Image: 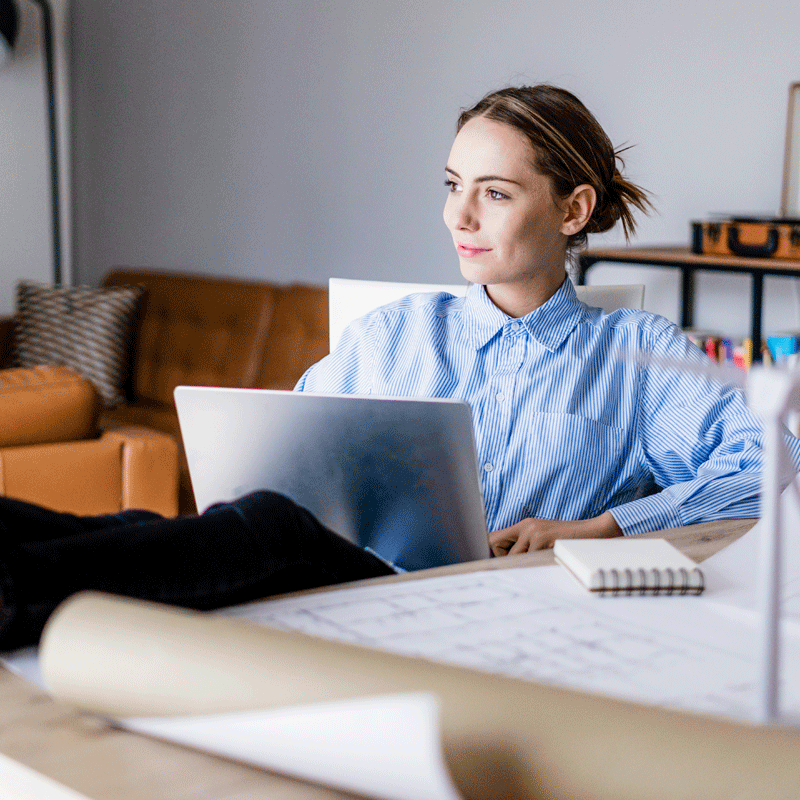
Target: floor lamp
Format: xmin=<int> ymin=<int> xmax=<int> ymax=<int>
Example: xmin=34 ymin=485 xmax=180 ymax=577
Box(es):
xmin=0 ymin=0 xmax=62 ymax=286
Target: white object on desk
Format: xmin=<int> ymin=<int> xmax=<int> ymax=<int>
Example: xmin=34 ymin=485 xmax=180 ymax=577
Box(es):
xmin=746 ymin=365 xmax=800 ymax=723
xmin=0 ymin=752 xmax=92 ymax=800
xmin=554 ymin=538 xmax=704 ymax=595
xmin=124 ymin=692 xmax=461 ymax=800
xmin=703 ymin=476 xmax=800 ymax=623
xmin=625 ymin=354 xmax=800 ymax=724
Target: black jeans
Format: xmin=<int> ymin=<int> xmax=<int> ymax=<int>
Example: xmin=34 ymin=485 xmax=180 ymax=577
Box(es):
xmin=0 ymin=491 xmax=395 ymax=650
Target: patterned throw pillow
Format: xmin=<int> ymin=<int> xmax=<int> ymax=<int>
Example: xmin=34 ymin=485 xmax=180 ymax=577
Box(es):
xmin=12 ymin=281 xmax=143 ymax=406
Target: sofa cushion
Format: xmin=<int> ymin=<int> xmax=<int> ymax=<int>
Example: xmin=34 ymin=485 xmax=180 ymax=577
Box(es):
xmin=12 ymin=281 xmax=143 ymax=406
xmin=0 ymin=365 xmax=101 ymax=447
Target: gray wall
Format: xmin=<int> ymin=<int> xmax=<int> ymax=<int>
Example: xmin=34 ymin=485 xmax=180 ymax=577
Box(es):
xmin=6 ymin=1 xmax=800 ymax=338
xmin=0 ymin=0 xmax=71 ymax=314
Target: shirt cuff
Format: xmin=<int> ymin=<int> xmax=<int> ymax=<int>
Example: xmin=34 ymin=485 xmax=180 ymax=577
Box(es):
xmin=609 ymin=492 xmax=683 ymax=536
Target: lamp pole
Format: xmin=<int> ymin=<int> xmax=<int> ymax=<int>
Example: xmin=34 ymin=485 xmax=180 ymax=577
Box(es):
xmin=30 ymin=0 xmax=61 ymax=285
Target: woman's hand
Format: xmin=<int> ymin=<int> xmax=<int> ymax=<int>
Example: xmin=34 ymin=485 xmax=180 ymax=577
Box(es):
xmin=489 ymin=512 xmax=622 ymax=556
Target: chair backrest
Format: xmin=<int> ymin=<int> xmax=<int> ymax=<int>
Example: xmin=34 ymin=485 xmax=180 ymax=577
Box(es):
xmin=328 ymin=277 xmax=645 ymax=350
xmin=329 ymin=278 xmax=468 ymax=350
xmin=575 ymin=283 xmax=645 ymax=314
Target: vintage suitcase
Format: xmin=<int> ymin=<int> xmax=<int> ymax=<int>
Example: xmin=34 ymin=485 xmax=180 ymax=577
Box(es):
xmin=691 ymin=217 xmax=800 ymax=260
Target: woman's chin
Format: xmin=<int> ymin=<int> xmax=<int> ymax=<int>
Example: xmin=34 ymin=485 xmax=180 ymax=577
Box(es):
xmin=458 ymin=260 xmax=492 ymax=286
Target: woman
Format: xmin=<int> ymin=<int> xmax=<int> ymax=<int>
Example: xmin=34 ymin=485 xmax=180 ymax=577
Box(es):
xmin=298 ymin=84 xmax=794 ymax=552
xmin=0 ymin=84 xmax=795 ymax=648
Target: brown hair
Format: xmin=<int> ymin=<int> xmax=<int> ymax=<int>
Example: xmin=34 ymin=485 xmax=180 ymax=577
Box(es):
xmin=457 ymin=85 xmax=652 ymax=250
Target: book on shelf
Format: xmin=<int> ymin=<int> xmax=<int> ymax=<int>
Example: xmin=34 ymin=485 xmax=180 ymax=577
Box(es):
xmin=766 ymin=333 xmax=800 ymax=363
xmin=682 ymin=328 xmax=800 ymax=370
xmin=683 ymin=330 xmax=753 ymax=369
xmin=684 ymin=328 xmax=800 ymax=370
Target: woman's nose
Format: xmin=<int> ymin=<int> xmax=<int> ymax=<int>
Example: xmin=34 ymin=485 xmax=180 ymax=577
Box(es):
xmin=446 ymin=196 xmax=479 ymax=232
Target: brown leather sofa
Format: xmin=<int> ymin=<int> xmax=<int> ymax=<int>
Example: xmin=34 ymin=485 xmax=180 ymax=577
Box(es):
xmin=1 ymin=269 xmax=329 ymax=516
xmin=99 ymin=269 xmax=330 ymax=513
xmin=0 ymin=364 xmax=179 ymax=516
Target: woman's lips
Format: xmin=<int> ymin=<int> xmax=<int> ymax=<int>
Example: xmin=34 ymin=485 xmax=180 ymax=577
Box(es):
xmin=457 ymin=244 xmax=491 ymax=257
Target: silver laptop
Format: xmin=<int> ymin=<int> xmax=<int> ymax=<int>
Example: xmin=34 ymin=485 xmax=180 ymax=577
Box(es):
xmin=174 ymin=386 xmax=490 ymax=571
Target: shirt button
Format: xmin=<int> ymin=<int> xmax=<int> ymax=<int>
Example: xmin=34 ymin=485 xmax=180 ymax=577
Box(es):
xmin=483 ymin=462 xmax=494 ymax=472
xmin=509 ymin=322 xmax=520 ymax=333
xmin=495 ymin=392 xmax=505 ymax=403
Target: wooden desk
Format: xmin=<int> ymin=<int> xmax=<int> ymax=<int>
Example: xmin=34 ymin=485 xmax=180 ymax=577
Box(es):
xmin=0 ymin=519 xmax=758 ymax=800
xmin=576 ymin=245 xmax=800 ymax=360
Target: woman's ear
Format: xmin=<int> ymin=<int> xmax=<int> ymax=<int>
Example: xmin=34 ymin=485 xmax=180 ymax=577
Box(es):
xmin=560 ymin=184 xmax=596 ymax=236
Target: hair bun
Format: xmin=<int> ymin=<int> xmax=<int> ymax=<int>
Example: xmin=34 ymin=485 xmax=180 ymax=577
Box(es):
xmin=589 ymin=157 xmax=652 ymax=238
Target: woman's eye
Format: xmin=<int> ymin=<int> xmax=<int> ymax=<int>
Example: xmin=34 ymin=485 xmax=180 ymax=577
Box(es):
xmin=488 ymin=189 xmax=509 ymax=201
xmin=444 ymin=179 xmax=461 ymax=193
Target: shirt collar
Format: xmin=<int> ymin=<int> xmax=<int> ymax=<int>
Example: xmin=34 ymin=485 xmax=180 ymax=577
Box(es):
xmin=462 ymin=278 xmax=585 ymax=352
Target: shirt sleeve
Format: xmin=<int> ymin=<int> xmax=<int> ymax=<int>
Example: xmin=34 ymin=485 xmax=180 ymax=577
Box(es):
xmin=610 ymin=325 xmax=800 ymax=535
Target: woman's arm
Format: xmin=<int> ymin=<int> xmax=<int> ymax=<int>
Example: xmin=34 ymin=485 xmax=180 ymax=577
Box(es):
xmin=491 ymin=325 xmax=800 ymax=554
xmin=612 ymin=327 xmax=799 ymax=536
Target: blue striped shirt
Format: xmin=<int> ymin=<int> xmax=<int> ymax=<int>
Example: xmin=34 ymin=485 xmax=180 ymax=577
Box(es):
xmin=296 ymin=279 xmax=800 ymax=536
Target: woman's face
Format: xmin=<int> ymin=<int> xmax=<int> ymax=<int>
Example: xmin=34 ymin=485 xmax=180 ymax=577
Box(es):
xmin=442 ymin=115 xmax=573 ymax=315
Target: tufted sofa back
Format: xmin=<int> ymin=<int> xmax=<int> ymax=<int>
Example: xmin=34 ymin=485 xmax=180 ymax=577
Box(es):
xmin=102 ymin=269 xmax=328 ymax=405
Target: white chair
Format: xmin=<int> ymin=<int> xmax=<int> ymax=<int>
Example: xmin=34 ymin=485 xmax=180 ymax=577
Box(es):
xmin=576 ymin=283 xmax=645 ymax=314
xmin=328 ymin=277 xmax=645 ymax=350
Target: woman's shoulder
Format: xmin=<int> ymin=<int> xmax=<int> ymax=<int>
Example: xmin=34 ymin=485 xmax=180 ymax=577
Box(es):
xmin=580 ymin=305 xmax=696 ymax=356
xmin=581 ymin=304 xmax=678 ymax=336
xmin=297 ymin=290 xmax=465 ymax=393
xmin=375 ymin=289 xmax=466 ymax=314
xmin=355 ymin=289 xmax=466 ymax=331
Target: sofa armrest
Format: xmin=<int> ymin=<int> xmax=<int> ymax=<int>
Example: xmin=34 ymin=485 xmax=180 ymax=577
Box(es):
xmin=0 ymin=365 xmax=100 ymax=447
xmin=103 ymin=426 xmax=179 ymax=517
xmin=0 ymin=428 xmax=179 ymax=518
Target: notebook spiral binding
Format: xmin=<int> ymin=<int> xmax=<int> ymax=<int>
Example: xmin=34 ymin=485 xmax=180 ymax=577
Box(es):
xmin=596 ymin=567 xmax=705 ymax=596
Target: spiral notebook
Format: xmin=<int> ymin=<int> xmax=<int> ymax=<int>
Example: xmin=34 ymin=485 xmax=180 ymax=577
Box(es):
xmin=554 ymin=538 xmax=705 ymax=596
